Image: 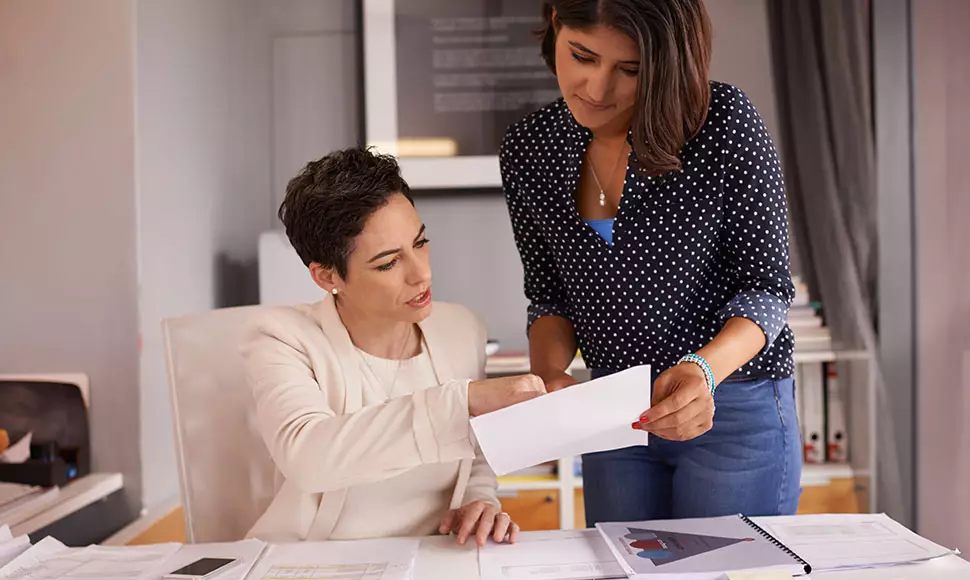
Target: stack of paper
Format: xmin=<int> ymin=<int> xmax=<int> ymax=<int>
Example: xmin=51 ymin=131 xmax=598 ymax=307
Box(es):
xmin=0 ymin=536 xmax=266 ymax=580
xmin=0 ymin=483 xmax=60 ymax=528
xmin=751 ymin=513 xmax=956 ymax=573
xmin=472 ymin=365 xmax=651 ymax=476
xmin=0 ymin=526 xmax=30 ymax=569
xmin=0 ymin=532 xmax=417 ymax=580
xmin=0 ymin=537 xmax=181 ymax=580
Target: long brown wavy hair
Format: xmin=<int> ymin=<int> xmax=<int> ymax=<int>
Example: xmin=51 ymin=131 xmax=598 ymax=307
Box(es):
xmin=538 ymin=0 xmax=713 ymax=176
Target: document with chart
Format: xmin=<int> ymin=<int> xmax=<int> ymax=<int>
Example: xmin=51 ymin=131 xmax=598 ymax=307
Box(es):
xmin=596 ymin=515 xmax=811 ymax=579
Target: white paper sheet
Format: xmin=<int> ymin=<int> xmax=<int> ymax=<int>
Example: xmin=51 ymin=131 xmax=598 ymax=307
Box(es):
xmin=0 ymin=527 xmax=10 ymax=542
xmin=149 ymin=539 xmax=266 ymax=580
xmin=244 ymin=537 xmax=420 ymax=580
xmin=751 ymin=513 xmax=956 ymax=572
xmin=0 ymin=536 xmax=68 ymax=578
xmin=0 ymin=540 xmax=180 ymax=580
xmin=479 ymin=529 xmax=625 ymax=580
xmin=0 ymin=536 xmax=31 ymax=569
xmin=471 ymin=365 xmax=651 ymax=476
xmin=0 ymin=434 xmax=32 ymax=465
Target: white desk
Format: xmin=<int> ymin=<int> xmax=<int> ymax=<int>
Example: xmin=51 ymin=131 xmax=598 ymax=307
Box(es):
xmin=10 ymin=473 xmax=123 ymax=537
xmin=411 ymin=532 xmax=970 ymax=580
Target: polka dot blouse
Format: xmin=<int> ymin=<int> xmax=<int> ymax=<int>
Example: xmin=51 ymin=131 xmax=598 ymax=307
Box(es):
xmin=500 ymin=81 xmax=796 ymax=380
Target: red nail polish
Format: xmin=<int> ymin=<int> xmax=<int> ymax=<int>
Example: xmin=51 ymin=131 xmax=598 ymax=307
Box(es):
xmin=631 ymin=421 xmax=640 ymax=429
xmin=640 ymin=415 xmax=649 ymax=422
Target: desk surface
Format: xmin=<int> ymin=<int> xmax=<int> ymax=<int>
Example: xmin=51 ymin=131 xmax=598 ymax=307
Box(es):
xmin=10 ymin=472 xmax=123 ymax=537
xmin=411 ymin=534 xmax=970 ymax=580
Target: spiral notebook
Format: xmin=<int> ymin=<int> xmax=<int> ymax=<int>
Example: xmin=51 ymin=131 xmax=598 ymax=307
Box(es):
xmin=596 ymin=515 xmax=811 ymax=579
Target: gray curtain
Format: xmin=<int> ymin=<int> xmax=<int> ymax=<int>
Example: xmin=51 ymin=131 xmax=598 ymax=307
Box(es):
xmin=766 ymin=1 xmax=908 ymax=523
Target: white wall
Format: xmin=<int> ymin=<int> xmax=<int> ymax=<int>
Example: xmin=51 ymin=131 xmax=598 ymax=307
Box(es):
xmin=268 ymin=2 xmax=358 ymax=205
xmin=0 ymin=0 xmax=142 ymax=517
xmin=136 ymin=0 xmax=275 ymax=509
xmin=705 ymin=0 xmax=780 ymax=141
xmin=914 ymin=0 xmax=970 ymax=551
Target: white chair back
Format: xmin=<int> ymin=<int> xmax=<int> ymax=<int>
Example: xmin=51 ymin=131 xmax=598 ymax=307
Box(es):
xmin=162 ymin=306 xmax=278 ymax=543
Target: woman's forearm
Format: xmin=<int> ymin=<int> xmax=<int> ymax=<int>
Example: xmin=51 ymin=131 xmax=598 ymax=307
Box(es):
xmin=695 ymin=317 xmax=767 ymax=384
xmin=528 ymin=315 xmax=578 ymax=380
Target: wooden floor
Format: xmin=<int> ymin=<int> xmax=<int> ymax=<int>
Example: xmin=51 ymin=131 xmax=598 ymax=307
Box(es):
xmin=128 ymin=478 xmax=859 ymax=545
xmin=126 ymin=507 xmax=186 ymax=545
xmin=796 ymin=477 xmax=861 ymax=514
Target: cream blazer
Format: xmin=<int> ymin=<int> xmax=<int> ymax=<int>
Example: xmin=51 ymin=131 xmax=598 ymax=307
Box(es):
xmin=240 ymin=297 xmax=498 ymax=542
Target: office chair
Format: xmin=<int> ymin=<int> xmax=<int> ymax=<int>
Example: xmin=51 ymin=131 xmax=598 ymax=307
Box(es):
xmin=162 ymin=306 xmax=279 ymax=543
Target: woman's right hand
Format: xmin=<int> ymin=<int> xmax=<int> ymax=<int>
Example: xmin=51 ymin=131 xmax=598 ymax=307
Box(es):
xmin=468 ymin=374 xmax=546 ymax=416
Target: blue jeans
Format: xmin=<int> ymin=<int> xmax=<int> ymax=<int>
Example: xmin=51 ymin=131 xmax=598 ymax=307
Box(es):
xmin=582 ymin=370 xmax=802 ymax=525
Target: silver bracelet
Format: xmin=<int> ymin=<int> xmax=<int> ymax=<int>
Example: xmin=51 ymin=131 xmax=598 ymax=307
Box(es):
xmin=678 ymin=353 xmax=717 ymax=399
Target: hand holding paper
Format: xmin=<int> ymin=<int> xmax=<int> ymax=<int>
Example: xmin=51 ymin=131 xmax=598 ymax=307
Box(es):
xmin=471 ymin=365 xmax=651 ymax=476
xmin=636 ymin=363 xmax=715 ymax=441
xmin=468 ymin=374 xmax=547 ymax=416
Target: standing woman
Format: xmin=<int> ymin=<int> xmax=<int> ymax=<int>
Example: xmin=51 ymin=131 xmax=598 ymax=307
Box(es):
xmin=501 ymin=0 xmax=801 ymax=524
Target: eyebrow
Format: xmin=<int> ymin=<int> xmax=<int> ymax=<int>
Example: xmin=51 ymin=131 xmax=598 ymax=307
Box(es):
xmin=367 ymin=224 xmax=427 ymax=263
xmin=568 ymin=41 xmax=640 ymax=66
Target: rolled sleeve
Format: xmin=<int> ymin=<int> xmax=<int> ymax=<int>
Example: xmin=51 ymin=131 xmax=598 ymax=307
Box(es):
xmin=526 ymin=301 xmax=570 ymax=329
xmin=717 ymin=290 xmax=790 ymax=351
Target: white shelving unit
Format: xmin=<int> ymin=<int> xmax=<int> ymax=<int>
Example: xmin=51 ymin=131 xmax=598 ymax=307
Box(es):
xmin=9 ymin=473 xmax=124 ymax=537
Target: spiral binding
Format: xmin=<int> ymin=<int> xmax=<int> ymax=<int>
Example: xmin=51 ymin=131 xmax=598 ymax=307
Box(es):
xmin=739 ymin=514 xmax=813 ymax=574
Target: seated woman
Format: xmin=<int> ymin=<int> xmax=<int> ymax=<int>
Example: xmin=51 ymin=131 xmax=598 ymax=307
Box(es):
xmin=242 ymin=147 xmax=544 ymax=545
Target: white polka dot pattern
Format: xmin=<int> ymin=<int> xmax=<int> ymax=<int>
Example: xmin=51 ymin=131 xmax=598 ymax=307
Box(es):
xmin=500 ymin=81 xmax=796 ymax=379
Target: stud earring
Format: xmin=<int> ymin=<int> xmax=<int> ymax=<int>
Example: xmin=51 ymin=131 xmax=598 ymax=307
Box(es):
xmin=331 ymin=288 xmax=339 ymax=296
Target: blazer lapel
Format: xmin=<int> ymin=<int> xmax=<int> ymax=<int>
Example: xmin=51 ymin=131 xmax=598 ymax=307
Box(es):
xmin=305 ymin=298 xmax=356 ymax=541
xmin=418 ymin=305 xmax=457 ymax=388
xmin=420 ymin=304 xmax=474 ymax=511
xmin=310 ymin=297 xmax=363 ymax=414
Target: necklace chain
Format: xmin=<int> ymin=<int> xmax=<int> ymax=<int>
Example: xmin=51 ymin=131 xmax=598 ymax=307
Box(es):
xmin=357 ymin=324 xmax=413 ymax=397
xmin=587 ymin=141 xmax=627 ymax=207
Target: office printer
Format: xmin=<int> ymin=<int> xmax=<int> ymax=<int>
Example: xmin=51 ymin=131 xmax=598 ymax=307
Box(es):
xmin=0 ymin=376 xmax=91 ymax=487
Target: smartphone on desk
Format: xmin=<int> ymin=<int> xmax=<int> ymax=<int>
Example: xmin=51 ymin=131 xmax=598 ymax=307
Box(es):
xmin=163 ymin=557 xmax=241 ymax=579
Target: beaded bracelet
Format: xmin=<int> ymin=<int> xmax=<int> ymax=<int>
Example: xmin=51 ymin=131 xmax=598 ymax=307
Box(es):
xmin=678 ymin=353 xmax=717 ymax=400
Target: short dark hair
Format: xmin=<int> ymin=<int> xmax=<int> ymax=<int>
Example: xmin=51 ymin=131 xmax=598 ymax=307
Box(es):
xmin=278 ymin=147 xmax=413 ymax=278
xmin=537 ymin=0 xmax=713 ymax=176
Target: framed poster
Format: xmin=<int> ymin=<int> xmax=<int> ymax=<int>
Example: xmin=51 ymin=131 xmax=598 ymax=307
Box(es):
xmin=361 ymin=0 xmax=561 ymax=190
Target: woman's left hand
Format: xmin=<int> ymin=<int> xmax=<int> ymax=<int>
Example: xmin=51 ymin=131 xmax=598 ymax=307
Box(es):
xmin=438 ymin=500 xmax=519 ymax=546
xmin=634 ymin=363 xmax=715 ymax=441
